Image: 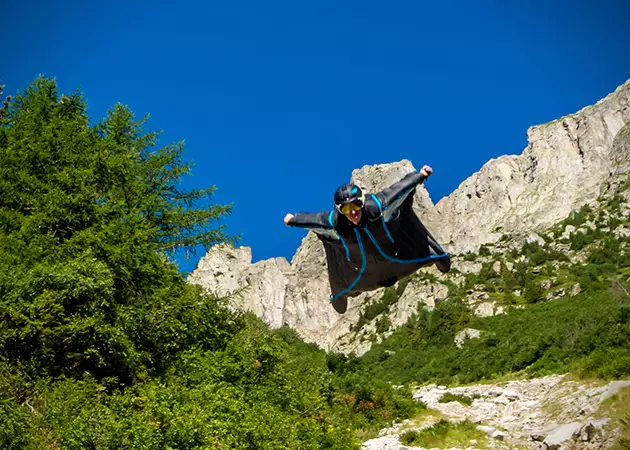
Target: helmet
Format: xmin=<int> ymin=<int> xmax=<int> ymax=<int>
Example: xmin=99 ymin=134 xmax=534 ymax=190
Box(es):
xmin=334 ymin=183 xmax=365 ymax=212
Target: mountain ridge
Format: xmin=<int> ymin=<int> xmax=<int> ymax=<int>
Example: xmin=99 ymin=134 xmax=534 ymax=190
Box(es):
xmin=188 ymin=78 xmax=630 ymax=355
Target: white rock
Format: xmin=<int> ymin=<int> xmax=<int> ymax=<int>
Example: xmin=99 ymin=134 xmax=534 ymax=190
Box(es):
xmin=492 ymin=430 xmax=505 ymax=440
xmin=361 ymin=435 xmax=409 ymax=450
xmin=543 ymin=422 xmax=582 ymax=449
xmin=561 ymin=225 xmax=576 ymax=240
xmin=502 ymin=390 xmax=520 ymax=401
xmin=599 ymin=380 xmax=630 ymax=403
xmin=476 ymin=425 xmax=496 ymax=435
xmin=474 ymin=302 xmax=496 ymax=317
xmin=454 ymin=328 xmax=481 ymax=349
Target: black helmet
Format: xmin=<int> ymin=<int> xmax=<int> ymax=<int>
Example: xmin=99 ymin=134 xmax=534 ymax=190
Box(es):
xmin=334 ymin=183 xmax=365 ymax=211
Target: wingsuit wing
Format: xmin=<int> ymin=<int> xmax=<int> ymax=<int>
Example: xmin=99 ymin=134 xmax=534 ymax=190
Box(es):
xmin=287 ymin=209 xmax=363 ymax=313
xmin=370 ymin=170 xmax=451 ymax=268
xmin=373 ymin=170 xmax=428 ymax=222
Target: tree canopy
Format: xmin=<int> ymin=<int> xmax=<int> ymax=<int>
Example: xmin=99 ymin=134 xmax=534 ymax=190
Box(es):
xmin=0 ymin=76 xmax=239 ymax=384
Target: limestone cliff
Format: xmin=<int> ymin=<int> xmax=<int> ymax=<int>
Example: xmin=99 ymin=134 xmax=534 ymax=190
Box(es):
xmin=436 ymin=79 xmax=630 ymax=254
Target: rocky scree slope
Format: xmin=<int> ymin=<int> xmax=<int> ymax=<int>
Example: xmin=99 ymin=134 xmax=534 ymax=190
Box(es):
xmin=361 ymin=376 xmax=630 ymax=450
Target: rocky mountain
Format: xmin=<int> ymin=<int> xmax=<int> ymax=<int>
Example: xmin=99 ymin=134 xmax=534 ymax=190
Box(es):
xmin=435 ymin=79 xmax=630 ymax=254
xmin=187 ymin=79 xmax=630 ymax=355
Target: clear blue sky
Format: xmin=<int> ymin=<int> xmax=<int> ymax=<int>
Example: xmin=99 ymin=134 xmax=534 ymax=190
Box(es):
xmin=3 ymin=0 xmax=630 ymax=274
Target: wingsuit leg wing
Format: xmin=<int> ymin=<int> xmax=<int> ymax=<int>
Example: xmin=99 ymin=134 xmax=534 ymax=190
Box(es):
xmin=330 ymin=296 xmax=348 ymax=314
xmin=398 ymin=190 xmax=451 ymax=273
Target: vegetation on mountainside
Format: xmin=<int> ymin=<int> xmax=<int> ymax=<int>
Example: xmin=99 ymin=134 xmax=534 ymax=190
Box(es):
xmin=399 ymin=419 xmax=487 ymax=448
xmin=0 ymin=77 xmax=421 ymax=449
xmin=353 ymin=278 xmax=412 ymax=332
xmin=619 ymin=413 xmax=630 ymax=449
xmin=351 ymin=170 xmax=630 ymax=445
xmin=438 ymin=393 xmax=477 ymax=406
xmin=356 ymin=176 xmax=630 ymax=386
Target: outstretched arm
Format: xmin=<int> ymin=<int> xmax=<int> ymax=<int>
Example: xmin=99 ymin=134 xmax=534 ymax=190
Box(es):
xmin=284 ymin=211 xmax=333 ymax=229
xmin=376 ymin=165 xmax=432 ymax=208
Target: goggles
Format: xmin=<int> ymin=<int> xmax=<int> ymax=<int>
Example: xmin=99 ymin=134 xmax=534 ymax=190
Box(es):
xmin=340 ymin=202 xmax=362 ymax=215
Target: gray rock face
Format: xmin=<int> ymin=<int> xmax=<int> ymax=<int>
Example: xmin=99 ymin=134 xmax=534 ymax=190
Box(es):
xmin=543 ymin=422 xmax=581 ymax=449
xmin=435 ymin=79 xmax=630 ymax=254
xmin=187 ymin=244 xmax=294 ymax=328
xmin=187 ymin=244 xmax=252 ymax=298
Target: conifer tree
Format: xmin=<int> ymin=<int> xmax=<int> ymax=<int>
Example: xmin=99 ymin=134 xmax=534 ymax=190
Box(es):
xmin=0 ymin=76 xmax=239 ymax=384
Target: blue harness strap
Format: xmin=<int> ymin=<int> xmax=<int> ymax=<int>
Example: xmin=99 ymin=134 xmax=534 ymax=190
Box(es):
xmin=329 ymin=210 xmax=350 ymax=261
xmin=371 ymin=194 xmax=394 ymax=243
xmin=363 ymin=228 xmax=450 ymax=265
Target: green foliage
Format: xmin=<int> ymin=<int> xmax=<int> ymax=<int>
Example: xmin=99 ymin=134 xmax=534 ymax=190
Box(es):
xmin=0 ymin=312 xmax=420 ymax=449
xmin=399 ymin=419 xmax=486 ymax=448
xmin=521 ymin=241 xmax=570 ymax=266
xmin=360 ymin=282 xmax=630 ymax=385
xmin=499 ymin=261 xmax=521 ymax=299
xmin=463 ymin=252 xmax=477 ymax=262
xmin=376 ymin=316 xmax=392 ymax=334
xmin=559 ymin=204 xmax=593 ymax=229
xmin=618 ymin=413 xmax=630 ymax=449
xmin=523 ymin=273 xmax=544 ymax=303
xmin=438 ymin=393 xmax=476 ymax=406
xmin=354 ymin=286 xmax=400 ymax=330
xmin=0 ymin=362 xmax=47 ymax=449
xmin=395 ymin=276 xmax=411 ymax=297
xmin=478 ymin=261 xmax=499 ymax=283
xmin=568 ymin=263 xmax=610 ymax=292
xmin=569 ymin=228 xmax=605 ymax=251
xmin=588 ymin=236 xmax=628 ymax=268
xmin=606 ymin=194 xmax=624 ymax=215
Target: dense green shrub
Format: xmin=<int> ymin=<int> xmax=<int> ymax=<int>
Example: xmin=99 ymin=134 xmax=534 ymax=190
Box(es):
xmin=361 ymin=286 xmax=630 ymax=385
xmin=521 ymin=241 xmax=570 ymax=265
xmin=400 ymin=419 xmax=486 ymax=447
xmin=438 ymin=393 xmax=476 ymax=406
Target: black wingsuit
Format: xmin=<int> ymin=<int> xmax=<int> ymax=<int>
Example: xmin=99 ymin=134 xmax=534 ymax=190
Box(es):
xmin=287 ymin=170 xmax=451 ymax=313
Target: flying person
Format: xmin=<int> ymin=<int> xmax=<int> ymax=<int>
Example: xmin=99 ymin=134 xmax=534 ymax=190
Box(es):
xmin=284 ymin=164 xmax=451 ymax=313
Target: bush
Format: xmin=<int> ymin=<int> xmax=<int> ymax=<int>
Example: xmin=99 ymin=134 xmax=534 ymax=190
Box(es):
xmin=438 ymin=393 xmax=476 ymax=406
xmin=400 ymin=419 xmax=486 ymax=447
xmin=521 ymin=241 xmax=570 ymax=265
xmin=358 ymin=287 xmax=400 ymax=326
xmin=524 ymin=275 xmax=544 ymax=304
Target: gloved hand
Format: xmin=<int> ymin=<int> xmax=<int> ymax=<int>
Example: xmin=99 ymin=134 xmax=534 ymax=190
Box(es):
xmin=420 ymin=165 xmax=433 ymax=177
